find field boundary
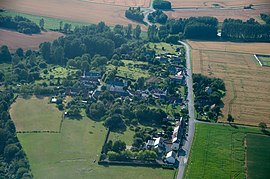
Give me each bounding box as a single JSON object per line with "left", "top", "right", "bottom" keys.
{"left": 253, "top": 54, "right": 263, "bottom": 66}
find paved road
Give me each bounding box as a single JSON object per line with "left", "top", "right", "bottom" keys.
{"left": 142, "top": 0, "right": 155, "bottom": 26}
{"left": 177, "top": 41, "right": 195, "bottom": 179}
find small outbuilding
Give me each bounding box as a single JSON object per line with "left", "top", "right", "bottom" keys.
{"left": 166, "top": 151, "right": 176, "bottom": 164}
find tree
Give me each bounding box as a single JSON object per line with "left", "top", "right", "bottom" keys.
{"left": 59, "top": 21, "right": 63, "bottom": 31}
{"left": 39, "top": 42, "right": 51, "bottom": 63}
{"left": 134, "top": 25, "right": 141, "bottom": 39}
{"left": 39, "top": 18, "right": 45, "bottom": 30}
{"left": 259, "top": 122, "right": 267, "bottom": 131}
{"left": 16, "top": 48, "right": 24, "bottom": 57}
{"left": 126, "top": 24, "right": 132, "bottom": 39}
{"left": 0, "top": 45, "right": 12, "bottom": 63}
{"left": 4, "top": 144, "right": 20, "bottom": 162}
{"left": 104, "top": 114, "right": 125, "bottom": 131}
{"left": 112, "top": 140, "right": 126, "bottom": 153}
{"left": 227, "top": 114, "right": 234, "bottom": 123}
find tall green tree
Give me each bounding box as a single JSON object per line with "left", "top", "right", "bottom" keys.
{"left": 39, "top": 18, "right": 45, "bottom": 30}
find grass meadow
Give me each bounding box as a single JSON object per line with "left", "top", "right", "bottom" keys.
{"left": 246, "top": 134, "right": 270, "bottom": 179}
{"left": 258, "top": 55, "right": 270, "bottom": 66}
{"left": 146, "top": 42, "right": 183, "bottom": 55}
{"left": 10, "top": 96, "right": 62, "bottom": 132}
{"left": 0, "top": 10, "right": 90, "bottom": 30}
{"left": 12, "top": 97, "right": 176, "bottom": 179}
{"left": 184, "top": 123, "right": 268, "bottom": 179}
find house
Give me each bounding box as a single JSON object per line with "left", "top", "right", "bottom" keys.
{"left": 51, "top": 97, "right": 57, "bottom": 103}
{"left": 171, "top": 137, "right": 180, "bottom": 150}
{"left": 169, "top": 70, "right": 186, "bottom": 85}
{"left": 155, "top": 56, "right": 168, "bottom": 63}
{"left": 166, "top": 151, "right": 176, "bottom": 164}
{"left": 80, "top": 71, "right": 101, "bottom": 85}
{"left": 146, "top": 137, "right": 163, "bottom": 149}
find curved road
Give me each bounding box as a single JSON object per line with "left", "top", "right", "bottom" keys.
{"left": 142, "top": 0, "right": 155, "bottom": 26}
{"left": 177, "top": 41, "right": 195, "bottom": 179}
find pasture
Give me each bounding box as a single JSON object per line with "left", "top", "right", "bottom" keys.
{"left": 188, "top": 40, "right": 270, "bottom": 126}
{"left": 185, "top": 123, "right": 266, "bottom": 179}
{"left": 0, "top": 29, "right": 63, "bottom": 52}
{"left": 9, "top": 96, "right": 62, "bottom": 132}
{"left": 17, "top": 115, "right": 175, "bottom": 179}
{"left": 246, "top": 134, "right": 270, "bottom": 179}
{"left": 0, "top": 0, "right": 146, "bottom": 29}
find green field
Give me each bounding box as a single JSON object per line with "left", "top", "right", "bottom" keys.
{"left": 185, "top": 123, "right": 266, "bottom": 179}
{"left": 107, "top": 60, "right": 150, "bottom": 80}
{"left": 10, "top": 96, "right": 62, "bottom": 132}
{"left": 246, "top": 134, "right": 270, "bottom": 179}
{"left": 109, "top": 127, "right": 135, "bottom": 146}
{"left": 13, "top": 98, "right": 176, "bottom": 179}
{"left": 258, "top": 55, "right": 270, "bottom": 66}
{"left": 0, "top": 10, "right": 90, "bottom": 30}
{"left": 146, "top": 42, "right": 183, "bottom": 55}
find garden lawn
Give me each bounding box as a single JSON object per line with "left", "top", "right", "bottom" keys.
{"left": 10, "top": 96, "right": 62, "bottom": 132}
{"left": 18, "top": 118, "right": 176, "bottom": 179}
{"left": 246, "top": 134, "right": 270, "bottom": 179}
{"left": 107, "top": 60, "right": 150, "bottom": 80}
{"left": 109, "top": 127, "right": 135, "bottom": 146}
{"left": 146, "top": 42, "right": 183, "bottom": 55}
{"left": 185, "top": 123, "right": 265, "bottom": 179}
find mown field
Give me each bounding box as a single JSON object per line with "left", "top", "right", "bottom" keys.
{"left": 258, "top": 55, "right": 270, "bottom": 66}
{"left": 184, "top": 123, "right": 267, "bottom": 179}
{"left": 189, "top": 41, "right": 270, "bottom": 126}
{"left": 146, "top": 42, "right": 183, "bottom": 55}
{"left": 246, "top": 133, "right": 270, "bottom": 179}
{"left": 10, "top": 96, "right": 62, "bottom": 132}
{"left": 12, "top": 97, "right": 176, "bottom": 179}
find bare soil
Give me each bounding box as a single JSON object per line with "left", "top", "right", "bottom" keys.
{"left": 165, "top": 5, "right": 270, "bottom": 22}
{"left": 170, "top": 0, "right": 270, "bottom": 8}
{"left": 0, "top": 0, "right": 148, "bottom": 29}
{"left": 0, "top": 29, "right": 63, "bottom": 52}
{"left": 188, "top": 40, "right": 270, "bottom": 126}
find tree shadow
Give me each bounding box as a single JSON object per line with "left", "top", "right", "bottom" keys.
{"left": 262, "top": 130, "right": 270, "bottom": 136}
{"left": 66, "top": 115, "right": 83, "bottom": 120}
{"left": 21, "top": 94, "right": 31, "bottom": 99}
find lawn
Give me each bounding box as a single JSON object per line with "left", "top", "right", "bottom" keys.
{"left": 258, "top": 55, "right": 270, "bottom": 66}
{"left": 0, "top": 10, "right": 90, "bottom": 30}
{"left": 146, "top": 42, "right": 183, "bottom": 55}
{"left": 18, "top": 117, "right": 176, "bottom": 179}
{"left": 184, "top": 123, "right": 266, "bottom": 179}
{"left": 246, "top": 134, "right": 270, "bottom": 179}
{"left": 109, "top": 127, "right": 135, "bottom": 146}
{"left": 107, "top": 60, "right": 150, "bottom": 80}
{"left": 9, "top": 96, "right": 62, "bottom": 132}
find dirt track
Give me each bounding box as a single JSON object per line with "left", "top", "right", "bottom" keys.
{"left": 0, "top": 29, "right": 63, "bottom": 52}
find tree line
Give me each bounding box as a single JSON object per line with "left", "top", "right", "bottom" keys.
{"left": 0, "top": 15, "right": 40, "bottom": 34}
{"left": 0, "top": 91, "right": 33, "bottom": 178}
{"left": 260, "top": 13, "right": 270, "bottom": 24}
{"left": 221, "top": 18, "right": 270, "bottom": 42}
{"left": 153, "top": 0, "right": 171, "bottom": 10}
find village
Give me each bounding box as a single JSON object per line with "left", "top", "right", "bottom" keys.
{"left": 49, "top": 48, "right": 189, "bottom": 167}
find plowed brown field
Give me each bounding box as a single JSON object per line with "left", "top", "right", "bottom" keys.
{"left": 188, "top": 40, "right": 270, "bottom": 126}
{"left": 0, "top": 29, "right": 63, "bottom": 52}
{"left": 169, "top": 0, "right": 269, "bottom": 8}
{"left": 0, "top": 0, "right": 148, "bottom": 28}
{"left": 166, "top": 5, "right": 270, "bottom": 22}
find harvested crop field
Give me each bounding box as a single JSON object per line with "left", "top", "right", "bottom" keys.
{"left": 169, "top": 0, "right": 270, "bottom": 8}
{"left": 0, "top": 29, "right": 63, "bottom": 52}
{"left": 0, "top": 0, "right": 147, "bottom": 29}
{"left": 166, "top": 5, "right": 270, "bottom": 22}
{"left": 82, "top": 0, "right": 150, "bottom": 7}
{"left": 188, "top": 40, "right": 270, "bottom": 126}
